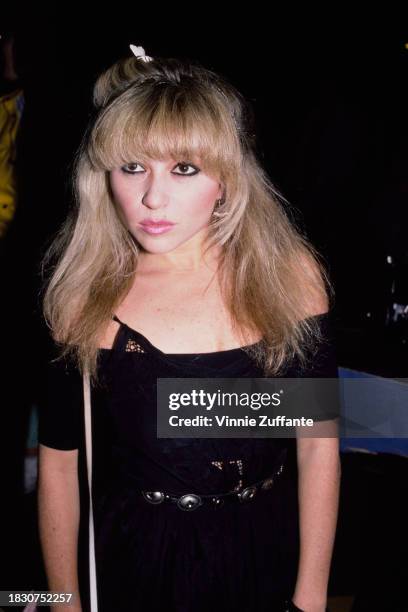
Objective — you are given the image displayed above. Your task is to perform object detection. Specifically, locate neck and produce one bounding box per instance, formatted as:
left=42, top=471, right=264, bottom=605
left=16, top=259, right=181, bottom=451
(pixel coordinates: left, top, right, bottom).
left=137, top=233, right=222, bottom=275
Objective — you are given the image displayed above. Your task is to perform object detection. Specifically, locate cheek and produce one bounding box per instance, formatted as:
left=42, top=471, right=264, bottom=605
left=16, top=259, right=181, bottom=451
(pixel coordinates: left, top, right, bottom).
left=192, top=197, right=215, bottom=217
left=117, top=197, right=135, bottom=219
left=110, top=181, right=139, bottom=220
left=184, top=185, right=219, bottom=217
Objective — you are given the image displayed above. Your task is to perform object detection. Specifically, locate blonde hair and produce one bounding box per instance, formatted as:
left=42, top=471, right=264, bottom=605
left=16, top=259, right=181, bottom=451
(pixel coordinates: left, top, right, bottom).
left=41, top=54, right=334, bottom=386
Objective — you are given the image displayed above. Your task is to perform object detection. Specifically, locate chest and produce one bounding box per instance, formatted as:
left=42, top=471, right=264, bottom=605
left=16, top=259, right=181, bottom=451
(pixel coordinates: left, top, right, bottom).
left=114, top=272, right=255, bottom=353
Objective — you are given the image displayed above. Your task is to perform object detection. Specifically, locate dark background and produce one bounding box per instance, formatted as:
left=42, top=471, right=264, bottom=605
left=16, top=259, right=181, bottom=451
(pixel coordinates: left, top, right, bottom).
left=1, top=8, right=407, bottom=610
left=2, top=9, right=408, bottom=376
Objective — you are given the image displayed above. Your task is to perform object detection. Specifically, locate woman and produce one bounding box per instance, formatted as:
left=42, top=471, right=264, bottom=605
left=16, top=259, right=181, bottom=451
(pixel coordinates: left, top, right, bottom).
left=37, top=44, right=340, bottom=612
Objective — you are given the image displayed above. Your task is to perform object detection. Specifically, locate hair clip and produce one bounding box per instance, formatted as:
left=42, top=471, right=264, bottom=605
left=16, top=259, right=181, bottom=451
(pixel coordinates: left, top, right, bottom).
left=129, top=44, right=153, bottom=63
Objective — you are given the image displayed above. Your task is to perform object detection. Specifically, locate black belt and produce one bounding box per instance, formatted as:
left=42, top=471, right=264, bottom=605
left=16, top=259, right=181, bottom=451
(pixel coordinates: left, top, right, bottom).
left=141, top=461, right=285, bottom=511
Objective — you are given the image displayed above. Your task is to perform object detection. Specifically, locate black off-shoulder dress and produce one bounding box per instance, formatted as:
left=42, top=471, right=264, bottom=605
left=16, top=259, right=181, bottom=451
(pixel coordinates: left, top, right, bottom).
left=38, top=312, right=338, bottom=612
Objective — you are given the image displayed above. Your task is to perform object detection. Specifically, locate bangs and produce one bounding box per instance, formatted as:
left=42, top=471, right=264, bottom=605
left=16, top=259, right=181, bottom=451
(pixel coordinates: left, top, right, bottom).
left=88, top=84, right=241, bottom=178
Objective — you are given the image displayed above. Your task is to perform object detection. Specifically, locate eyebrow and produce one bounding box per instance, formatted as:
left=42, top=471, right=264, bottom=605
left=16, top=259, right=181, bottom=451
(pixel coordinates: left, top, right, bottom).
left=126, top=157, right=202, bottom=166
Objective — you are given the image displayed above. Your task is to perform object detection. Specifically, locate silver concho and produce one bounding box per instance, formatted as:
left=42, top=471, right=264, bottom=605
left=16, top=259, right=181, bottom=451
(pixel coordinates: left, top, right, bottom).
left=142, top=491, right=165, bottom=504
left=238, top=486, right=257, bottom=502
left=177, top=493, right=203, bottom=511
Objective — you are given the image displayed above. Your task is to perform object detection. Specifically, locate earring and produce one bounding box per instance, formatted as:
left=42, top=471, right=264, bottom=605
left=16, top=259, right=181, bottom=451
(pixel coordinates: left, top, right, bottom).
left=212, top=197, right=229, bottom=219
left=212, top=199, right=222, bottom=216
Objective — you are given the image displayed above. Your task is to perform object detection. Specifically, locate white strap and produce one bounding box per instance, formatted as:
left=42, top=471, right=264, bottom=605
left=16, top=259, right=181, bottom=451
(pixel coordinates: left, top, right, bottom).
left=83, top=368, right=98, bottom=611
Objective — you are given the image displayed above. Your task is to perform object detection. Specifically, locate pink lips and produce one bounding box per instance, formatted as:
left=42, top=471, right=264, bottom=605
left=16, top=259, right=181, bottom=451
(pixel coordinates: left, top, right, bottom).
left=139, top=221, right=175, bottom=235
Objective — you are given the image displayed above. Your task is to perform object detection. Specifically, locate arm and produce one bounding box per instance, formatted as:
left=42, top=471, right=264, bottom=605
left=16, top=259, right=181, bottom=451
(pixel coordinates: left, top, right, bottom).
left=37, top=444, right=83, bottom=612
left=291, top=436, right=341, bottom=612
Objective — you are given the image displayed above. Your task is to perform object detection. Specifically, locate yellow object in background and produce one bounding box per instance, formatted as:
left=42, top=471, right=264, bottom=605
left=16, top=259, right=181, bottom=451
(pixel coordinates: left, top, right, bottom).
left=0, top=87, right=24, bottom=238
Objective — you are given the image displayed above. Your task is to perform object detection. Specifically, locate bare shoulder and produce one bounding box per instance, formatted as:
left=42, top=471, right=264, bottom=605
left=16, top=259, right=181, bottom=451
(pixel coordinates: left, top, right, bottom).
left=296, top=251, right=330, bottom=318
left=305, top=287, right=329, bottom=318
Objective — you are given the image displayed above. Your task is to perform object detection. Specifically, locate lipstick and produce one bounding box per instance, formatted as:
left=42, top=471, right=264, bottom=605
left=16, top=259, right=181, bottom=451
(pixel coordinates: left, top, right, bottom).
left=139, top=220, right=175, bottom=235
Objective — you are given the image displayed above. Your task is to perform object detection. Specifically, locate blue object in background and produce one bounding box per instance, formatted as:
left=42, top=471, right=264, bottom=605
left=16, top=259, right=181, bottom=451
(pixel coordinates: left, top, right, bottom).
left=338, top=367, right=408, bottom=457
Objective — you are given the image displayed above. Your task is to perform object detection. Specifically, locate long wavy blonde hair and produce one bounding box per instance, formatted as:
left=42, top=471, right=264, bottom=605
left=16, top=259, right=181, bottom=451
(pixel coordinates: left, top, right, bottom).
left=41, top=54, right=334, bottom=386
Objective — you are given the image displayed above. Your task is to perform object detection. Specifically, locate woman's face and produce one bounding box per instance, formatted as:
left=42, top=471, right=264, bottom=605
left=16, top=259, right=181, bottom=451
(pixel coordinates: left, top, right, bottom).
left=109, top=157, right=223, bottom=256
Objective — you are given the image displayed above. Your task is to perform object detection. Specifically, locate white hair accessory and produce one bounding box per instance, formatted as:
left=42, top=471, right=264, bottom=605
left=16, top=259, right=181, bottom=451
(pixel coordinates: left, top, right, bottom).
left=129, top=44, right=153, bottom=62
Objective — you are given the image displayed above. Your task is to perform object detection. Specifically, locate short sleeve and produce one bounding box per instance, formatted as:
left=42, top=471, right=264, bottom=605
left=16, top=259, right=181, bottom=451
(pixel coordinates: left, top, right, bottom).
left=303, top=311, right=340, bottom=421
left=38, top=356, right=82, bottom=450
left=306, top=311, right=339, bottom=378
left=283, top=312, right=340, bottom=423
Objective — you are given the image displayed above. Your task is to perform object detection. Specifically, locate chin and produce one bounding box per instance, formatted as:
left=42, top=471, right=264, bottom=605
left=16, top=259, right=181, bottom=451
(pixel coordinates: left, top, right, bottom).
left=135, top=237, right=181, bottom=254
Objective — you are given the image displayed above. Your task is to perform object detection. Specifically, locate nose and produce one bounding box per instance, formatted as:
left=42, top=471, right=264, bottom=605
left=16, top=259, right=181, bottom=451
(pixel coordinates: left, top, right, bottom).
left=141, top=172, right=169, bottom=210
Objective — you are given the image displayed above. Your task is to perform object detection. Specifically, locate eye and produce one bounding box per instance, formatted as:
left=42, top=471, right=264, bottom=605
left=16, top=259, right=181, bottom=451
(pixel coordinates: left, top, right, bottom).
left=172, top=162, right=200, bottom=176
left=121, top=162, right=145, bottom=174
left=120, top=161, right=200, bottom=176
